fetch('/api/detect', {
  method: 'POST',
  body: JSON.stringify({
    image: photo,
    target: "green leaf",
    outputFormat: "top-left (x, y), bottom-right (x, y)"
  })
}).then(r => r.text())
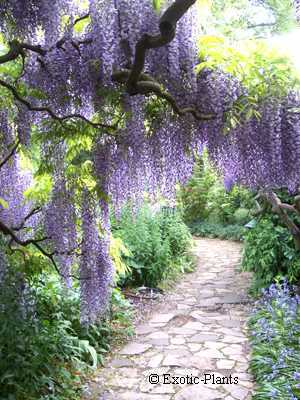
top-left (153, 0), bottom-right (164, 12)
top-left (0, 197), bottom-right (8, 209)
top-left (79, 339), bottom-right (98, 369)
top-left (71, 150), bottom-right (92, 166)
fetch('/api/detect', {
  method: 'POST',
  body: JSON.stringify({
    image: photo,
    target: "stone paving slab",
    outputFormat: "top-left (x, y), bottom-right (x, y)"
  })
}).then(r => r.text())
top-left (83, 238), bottom-right (254, 400)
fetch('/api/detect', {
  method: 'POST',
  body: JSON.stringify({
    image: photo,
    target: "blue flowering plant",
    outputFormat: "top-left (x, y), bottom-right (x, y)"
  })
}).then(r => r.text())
top-left (249, 279), bottom-right (300, 399)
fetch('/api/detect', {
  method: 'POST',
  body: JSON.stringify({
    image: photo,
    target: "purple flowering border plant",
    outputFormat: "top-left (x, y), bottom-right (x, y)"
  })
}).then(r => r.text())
top-left (249, 279), bottom-right (300, 399)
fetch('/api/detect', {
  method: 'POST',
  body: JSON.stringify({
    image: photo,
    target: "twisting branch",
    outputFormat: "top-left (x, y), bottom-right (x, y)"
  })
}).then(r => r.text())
top-left (0, 219), bottom-right (59, 275)
top-left (0, 219), bottom-right (48, 247)
top-left (0, 40), bottom-right (25, 64)
top-left (12, 207), bottom-right (42, 231)
top-left (74, 13), bottom-right (90, 26)
top-left (0, 78), bottom-right (117, 130)
top-left (0, 39), bottom-right (117, 131)
top-left (127, 0), bottom-right (197, 93)
top-left (257, 190), bottom-right (300, 250)
top-left (0, 40), bottom-right (46, 65)
top-left (0, 140), bottom-right (20, 170)
top-left (113, 0), bottom-right (214, 121)
top-left (136, 80), bottom-right (215, 120)
top-left (112, 68), bottom-right (214, 120)
top-left (112, 69), bottom-right (156, 84)
top-left (0, 218), bottom-right (85, 279)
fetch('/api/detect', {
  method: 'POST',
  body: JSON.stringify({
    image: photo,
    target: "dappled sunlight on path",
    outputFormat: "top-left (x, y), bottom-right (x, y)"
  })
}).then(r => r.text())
top-left (83, 239), bottom-right (254, 400)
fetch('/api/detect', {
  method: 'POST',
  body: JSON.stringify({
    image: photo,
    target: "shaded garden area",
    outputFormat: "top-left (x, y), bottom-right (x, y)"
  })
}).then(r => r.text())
top-left (1, 0), bottom-right (300, 399)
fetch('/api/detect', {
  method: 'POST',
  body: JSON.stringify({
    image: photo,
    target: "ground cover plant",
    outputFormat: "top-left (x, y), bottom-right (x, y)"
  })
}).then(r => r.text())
top-left (249, 280), bottom-right (300, 400)
top-left (189, 221), bottom-right (245, 241)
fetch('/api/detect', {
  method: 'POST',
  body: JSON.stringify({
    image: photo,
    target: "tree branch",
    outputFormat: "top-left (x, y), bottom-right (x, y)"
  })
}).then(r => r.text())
top-left (0, 221), bottom-right (56, 271)
top-left (247, 22), bottom-right (276, 30)
top-left (0, 219), bottom-right (47, 247)
top-left (113, 68), bottom-right (214, 120)
top-left (0, 218), bottom-right (85, 280)
top-left (74, 13), bottom-right (90, 26)
top-left (0, 140), bottom-right (20, 170)
top-left (258, 190), bottom-right (300, 250)
top-left (112, 1), bottom-right (213, 121)
top-left (12, 207), bottom-right (42, 231)
top-left (0, 78), bottom-right (117, 130)
top-left (0, 39), bottom-right (116, 131)
top-left (126, 0), bottom-right (196, 94)
top-left (0, 40), bottom-right (46, 65)
top-left (112, 68), bottom-right (156, 84)
top-left (136, 80), bottom-right (215, 120)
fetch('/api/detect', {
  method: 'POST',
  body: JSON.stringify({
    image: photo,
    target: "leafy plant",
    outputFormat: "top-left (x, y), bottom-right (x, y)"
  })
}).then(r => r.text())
top-left (233, 207), bottom-right (250, 225)
top-left (189, 221), bottom-right (245, 241)
top-left (197, 34), bottom-right (300, 131)
top-left (113, 204), bottom-right (193, 288)
top-left (249, 280), bottom-right (300, 399)
top-left (0, 261), bottom-right (133, 400)
top-left (110, 235), bottom-right (131, 280)
top-left (242, 212), bottom-right (300, 293)
top-left (178, 152), bottom-right (254, 227)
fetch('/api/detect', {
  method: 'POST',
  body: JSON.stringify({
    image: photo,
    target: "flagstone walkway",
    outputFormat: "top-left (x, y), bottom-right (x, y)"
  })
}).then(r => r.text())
top-left (83, 238), bottom-right (254, 400)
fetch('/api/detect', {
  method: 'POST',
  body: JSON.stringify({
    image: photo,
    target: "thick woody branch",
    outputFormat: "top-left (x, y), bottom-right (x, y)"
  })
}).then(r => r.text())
top-left (0, 40), bottom-right (46, 65)
top-left (160, 0), bottom-right (197, 29)
top-left (0, 140), bottom-right (20, 170)
top-left (112, 69), bottom-right (156, 84)
top-left (0, 40), bottom-right (25, 64)
top-left (113, 1), bottom-right (213, 122)
top-left (136, 81), bottom-right (215, 120)
top-left (126, 32), bottom-right (175, 94)
top-left (113, 68), bottom-right (214, 120)
top-left (126, 0), bottom-right (197, 94)
top-left (258, 190), bottom-right (300, 250)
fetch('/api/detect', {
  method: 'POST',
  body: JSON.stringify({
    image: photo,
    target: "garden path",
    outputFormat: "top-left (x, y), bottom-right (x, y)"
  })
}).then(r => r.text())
top-left (83, 238), bottom-right (254, 400)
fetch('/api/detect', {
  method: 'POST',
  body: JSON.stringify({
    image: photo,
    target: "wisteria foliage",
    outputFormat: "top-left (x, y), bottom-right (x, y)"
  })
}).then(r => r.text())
top-left (0, 0), bottom-right (300, 322)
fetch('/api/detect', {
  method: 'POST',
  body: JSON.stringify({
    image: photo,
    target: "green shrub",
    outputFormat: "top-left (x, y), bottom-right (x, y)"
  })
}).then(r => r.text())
top-left (233, 207), bottom-right (250, 225)
top-left (189, 221), bottom-right (245, 241)
top-left (113, 204), bottom-right (193, 287)
top-left (0, 268), bottom-right (133, 400)
top-left (159, 209), bottom-right (192, 259)
top-left (178, 157), bottom-right (216, 223)
top-left (242, 216), bottom-right (300, 292)
top-left (178, 152), bottom-right (254, 225)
